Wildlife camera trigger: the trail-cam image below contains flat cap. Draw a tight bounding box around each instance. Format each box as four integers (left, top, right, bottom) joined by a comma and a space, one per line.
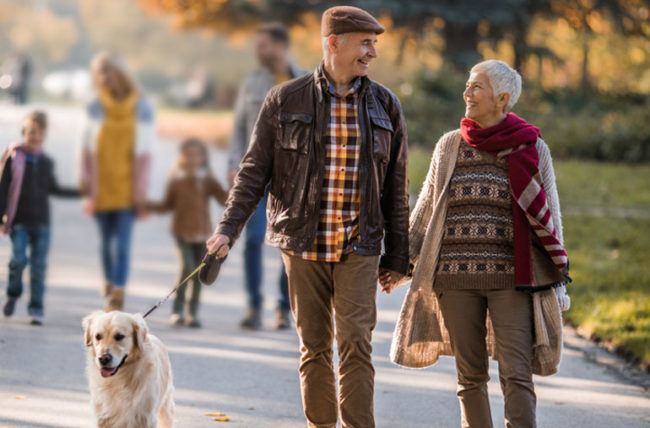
321, 6, 385, 37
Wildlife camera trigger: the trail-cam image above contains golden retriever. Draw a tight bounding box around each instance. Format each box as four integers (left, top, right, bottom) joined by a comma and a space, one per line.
83, 311, 174, 428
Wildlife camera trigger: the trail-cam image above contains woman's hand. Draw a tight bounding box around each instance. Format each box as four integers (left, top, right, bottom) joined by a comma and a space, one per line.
378, 268, 409, 294
554, 284, 571, 311
82, 198, 95, 216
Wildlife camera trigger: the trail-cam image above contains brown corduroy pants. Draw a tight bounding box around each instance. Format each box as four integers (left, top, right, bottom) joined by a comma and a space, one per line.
437, 288, 536, 428
281, 252, 380, 428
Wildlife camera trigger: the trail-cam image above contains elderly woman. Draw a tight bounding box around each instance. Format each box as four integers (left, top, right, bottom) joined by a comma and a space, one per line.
382, 60, 571, 427
80, 52, 154, 311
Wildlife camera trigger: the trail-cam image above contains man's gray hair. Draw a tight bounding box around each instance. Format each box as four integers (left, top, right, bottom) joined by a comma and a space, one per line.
471, 60, 522, 112
322, 33, 348, 59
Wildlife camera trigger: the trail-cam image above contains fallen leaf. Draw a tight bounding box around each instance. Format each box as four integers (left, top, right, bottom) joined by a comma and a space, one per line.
213, 417, 230, 422
14, 395, 27, 400
205, 412, 225, 416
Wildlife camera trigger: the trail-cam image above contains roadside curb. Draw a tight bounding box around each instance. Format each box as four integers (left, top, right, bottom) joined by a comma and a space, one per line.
563, 324, 650, 391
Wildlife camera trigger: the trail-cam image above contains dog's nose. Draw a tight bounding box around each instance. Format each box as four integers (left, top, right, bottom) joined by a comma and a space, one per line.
98, 354, 112, 366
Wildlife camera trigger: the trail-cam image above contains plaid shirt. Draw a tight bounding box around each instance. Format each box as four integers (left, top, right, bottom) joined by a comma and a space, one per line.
297, 78, 362, 262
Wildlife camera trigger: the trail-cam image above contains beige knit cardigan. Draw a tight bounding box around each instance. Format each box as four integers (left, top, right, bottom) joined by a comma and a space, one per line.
390, 129, 564, 376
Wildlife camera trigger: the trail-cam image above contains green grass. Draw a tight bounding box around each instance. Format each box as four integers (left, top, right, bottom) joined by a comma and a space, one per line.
563, 215, 650, 364
555, 161, 650, 209
408, 149, 650, 366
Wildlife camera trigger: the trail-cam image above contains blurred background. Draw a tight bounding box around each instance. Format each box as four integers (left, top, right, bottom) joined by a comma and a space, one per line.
0, 0, 648, 369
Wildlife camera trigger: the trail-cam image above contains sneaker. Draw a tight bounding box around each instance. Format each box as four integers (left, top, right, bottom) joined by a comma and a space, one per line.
30, 315, 44, 326
240, 308, 262, 330
185, 316, 201, 329
274, 308, 292, 330
169, 313, 184, 326
3, 298, 16, 317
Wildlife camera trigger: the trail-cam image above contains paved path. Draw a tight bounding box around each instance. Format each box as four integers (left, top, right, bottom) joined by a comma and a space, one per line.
0, 104, 648, 427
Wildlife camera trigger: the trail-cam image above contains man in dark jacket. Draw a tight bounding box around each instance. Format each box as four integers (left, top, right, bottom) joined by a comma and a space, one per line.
207, 6, 409, 427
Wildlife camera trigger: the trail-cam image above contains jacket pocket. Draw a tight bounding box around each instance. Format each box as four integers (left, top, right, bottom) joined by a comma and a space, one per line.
279, 112, 312, 154
370, 114, 393, 188
370, 114, 393, 162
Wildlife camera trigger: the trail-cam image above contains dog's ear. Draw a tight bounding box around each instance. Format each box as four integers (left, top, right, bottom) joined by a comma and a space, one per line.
131, 313, 149, 351
82, 312, 100, 347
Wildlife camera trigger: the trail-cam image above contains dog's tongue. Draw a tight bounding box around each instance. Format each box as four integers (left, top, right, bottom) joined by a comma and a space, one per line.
100, 367, 117, 378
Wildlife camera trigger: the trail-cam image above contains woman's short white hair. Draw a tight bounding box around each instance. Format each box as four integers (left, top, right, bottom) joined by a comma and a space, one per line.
470, 60, 522, 112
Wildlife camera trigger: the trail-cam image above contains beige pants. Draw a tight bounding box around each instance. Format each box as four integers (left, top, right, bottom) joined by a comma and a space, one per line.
437, 288, 536, 428
281, 252, 380, 428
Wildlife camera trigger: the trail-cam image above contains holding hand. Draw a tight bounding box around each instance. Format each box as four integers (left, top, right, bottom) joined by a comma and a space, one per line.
378, 268, 409, 294
206, 232, 231, 258
82, 198, 95, 216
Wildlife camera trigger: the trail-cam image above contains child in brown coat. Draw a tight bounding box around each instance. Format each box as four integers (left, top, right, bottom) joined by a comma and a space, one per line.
147, 138, 228, 327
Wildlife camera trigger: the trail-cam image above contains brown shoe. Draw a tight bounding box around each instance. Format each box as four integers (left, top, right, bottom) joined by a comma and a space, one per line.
240, 308, 261, 330
102, 282, 112, 298
185, 315, 202, 328
105, 288, 125, 312
274, 308, 292, 330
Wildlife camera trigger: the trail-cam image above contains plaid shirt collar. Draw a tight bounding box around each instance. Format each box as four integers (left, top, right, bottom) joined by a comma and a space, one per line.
326, 76, 362, 98
314, 62, 369, 101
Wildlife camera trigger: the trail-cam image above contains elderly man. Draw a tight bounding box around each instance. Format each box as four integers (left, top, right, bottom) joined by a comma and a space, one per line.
229, 22, 307, 330
208, 6, 409, 427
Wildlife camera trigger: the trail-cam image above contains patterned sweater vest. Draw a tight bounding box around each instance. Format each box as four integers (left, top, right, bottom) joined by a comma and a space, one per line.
435, 141, 515, 289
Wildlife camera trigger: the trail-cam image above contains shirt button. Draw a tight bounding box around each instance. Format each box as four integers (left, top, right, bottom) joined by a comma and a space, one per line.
342, 145, 346, 148
339, 192, 343, 196
337, 216, 341, 220
341, 167, 345, 171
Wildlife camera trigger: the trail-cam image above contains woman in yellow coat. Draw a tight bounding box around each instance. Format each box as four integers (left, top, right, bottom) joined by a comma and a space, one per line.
80, 52, 154, 311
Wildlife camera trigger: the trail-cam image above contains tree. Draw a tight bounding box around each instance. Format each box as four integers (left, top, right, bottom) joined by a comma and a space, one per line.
139, 0, 547, 69
140, 0, 650, 82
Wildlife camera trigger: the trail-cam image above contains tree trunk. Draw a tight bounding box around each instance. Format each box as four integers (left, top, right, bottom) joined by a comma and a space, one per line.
442, 21, 480, 71
580, 35, 591, 93
512, 16, 528, 72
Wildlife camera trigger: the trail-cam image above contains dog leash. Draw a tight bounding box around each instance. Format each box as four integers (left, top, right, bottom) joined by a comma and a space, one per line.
142, 248, 226, 319
142, 261, 206, 319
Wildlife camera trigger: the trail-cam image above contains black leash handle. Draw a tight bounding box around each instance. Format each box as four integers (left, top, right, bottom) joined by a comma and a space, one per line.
141, 245, 228, 319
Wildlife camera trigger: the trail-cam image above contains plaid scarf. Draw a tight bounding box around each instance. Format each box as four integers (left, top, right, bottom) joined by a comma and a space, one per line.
460, 113, 569, 288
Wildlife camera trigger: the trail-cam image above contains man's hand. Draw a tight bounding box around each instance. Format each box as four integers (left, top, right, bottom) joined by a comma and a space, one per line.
378, 268, 408, 294
135, 203, 149, 220
0, 224, 7, 236
206, 232, 231, 258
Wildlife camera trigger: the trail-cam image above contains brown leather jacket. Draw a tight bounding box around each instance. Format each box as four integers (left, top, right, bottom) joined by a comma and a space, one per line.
217, 64, 409, 274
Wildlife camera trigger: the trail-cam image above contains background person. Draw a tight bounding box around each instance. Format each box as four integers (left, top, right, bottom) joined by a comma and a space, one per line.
0, 111, 80, 325
228, 22, 307, 330
146, 138, 228, 328
208, 7, 409, 427
79, 52, 155, 312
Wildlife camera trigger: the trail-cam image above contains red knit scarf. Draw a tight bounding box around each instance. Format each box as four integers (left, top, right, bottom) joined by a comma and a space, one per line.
460, 113, 569, 288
